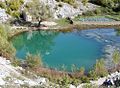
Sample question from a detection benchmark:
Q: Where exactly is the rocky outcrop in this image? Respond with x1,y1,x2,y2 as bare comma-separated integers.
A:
0,57,59,88
40,0,98,19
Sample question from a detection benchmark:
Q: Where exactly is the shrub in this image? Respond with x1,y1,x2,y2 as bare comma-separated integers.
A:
88,70,97,80
1,0,24,18
82,0,89,6
82,84,98,88
79,67,85,76
0,24,7,39
0,35,16,58
112,49,120,65
57,75,71,87
11,58,21,67
26,53,43,68
0,24,16,58
71,78,81,86
80,76,90,83
93,59,108,77
0,1,6,9
55,0,75,5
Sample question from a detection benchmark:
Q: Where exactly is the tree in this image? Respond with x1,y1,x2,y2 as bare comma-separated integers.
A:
26,0,52,23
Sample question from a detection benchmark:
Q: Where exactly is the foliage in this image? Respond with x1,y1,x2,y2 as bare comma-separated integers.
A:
0,0,24,18
26,0,51,21
55,0,75,5
82,84,98,88
0,35,16,58
112,49,120,65
82,0,89,6
106,15,120,21
92,0,120,12
56,18,70,26
11,58,21,67
0,1,6,9
79,67,85,76
26,53,43,68
71,78,81,86
0,24,16,58
93,59,108,77
80,76,90,83
57,76,71,87
88,70,97,80
0,24,8,39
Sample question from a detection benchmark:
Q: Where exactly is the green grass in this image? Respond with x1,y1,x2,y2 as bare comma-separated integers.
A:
105,15,120,21
55,18,70,26
74,15,105,20
74,15,120,21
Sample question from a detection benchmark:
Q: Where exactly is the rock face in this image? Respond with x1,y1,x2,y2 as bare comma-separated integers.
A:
0,57,59,88
0,8,10,23
40,0,98,19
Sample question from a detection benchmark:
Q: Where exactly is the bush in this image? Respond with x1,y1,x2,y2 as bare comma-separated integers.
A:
112,49,120,65
79,67,85,76
55,0,75,5
82,0,89,6
93,59,108,77
0,24,7,39
88,70,97,80
82,84,98,88
26,53,43,68
57,76,71,87
0,1,6,9
11,58,21,67
1,0,24,18
80,76,90,83
0,24,16,58
0,35,16,58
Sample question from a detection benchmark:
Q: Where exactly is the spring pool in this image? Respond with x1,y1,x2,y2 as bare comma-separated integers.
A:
11,29,108,71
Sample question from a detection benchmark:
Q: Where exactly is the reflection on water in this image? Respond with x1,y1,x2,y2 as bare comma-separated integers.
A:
12,31,58,59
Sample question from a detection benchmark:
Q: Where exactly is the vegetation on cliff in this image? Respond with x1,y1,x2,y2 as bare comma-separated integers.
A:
0,24,15,58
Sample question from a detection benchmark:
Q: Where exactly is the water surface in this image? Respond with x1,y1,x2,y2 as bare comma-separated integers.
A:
12,30,105,71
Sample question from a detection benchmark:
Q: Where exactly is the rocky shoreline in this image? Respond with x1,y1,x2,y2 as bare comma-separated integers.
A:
1,56,120,88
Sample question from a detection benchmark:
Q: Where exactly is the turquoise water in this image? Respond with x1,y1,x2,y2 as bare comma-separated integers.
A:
11,30,104,71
